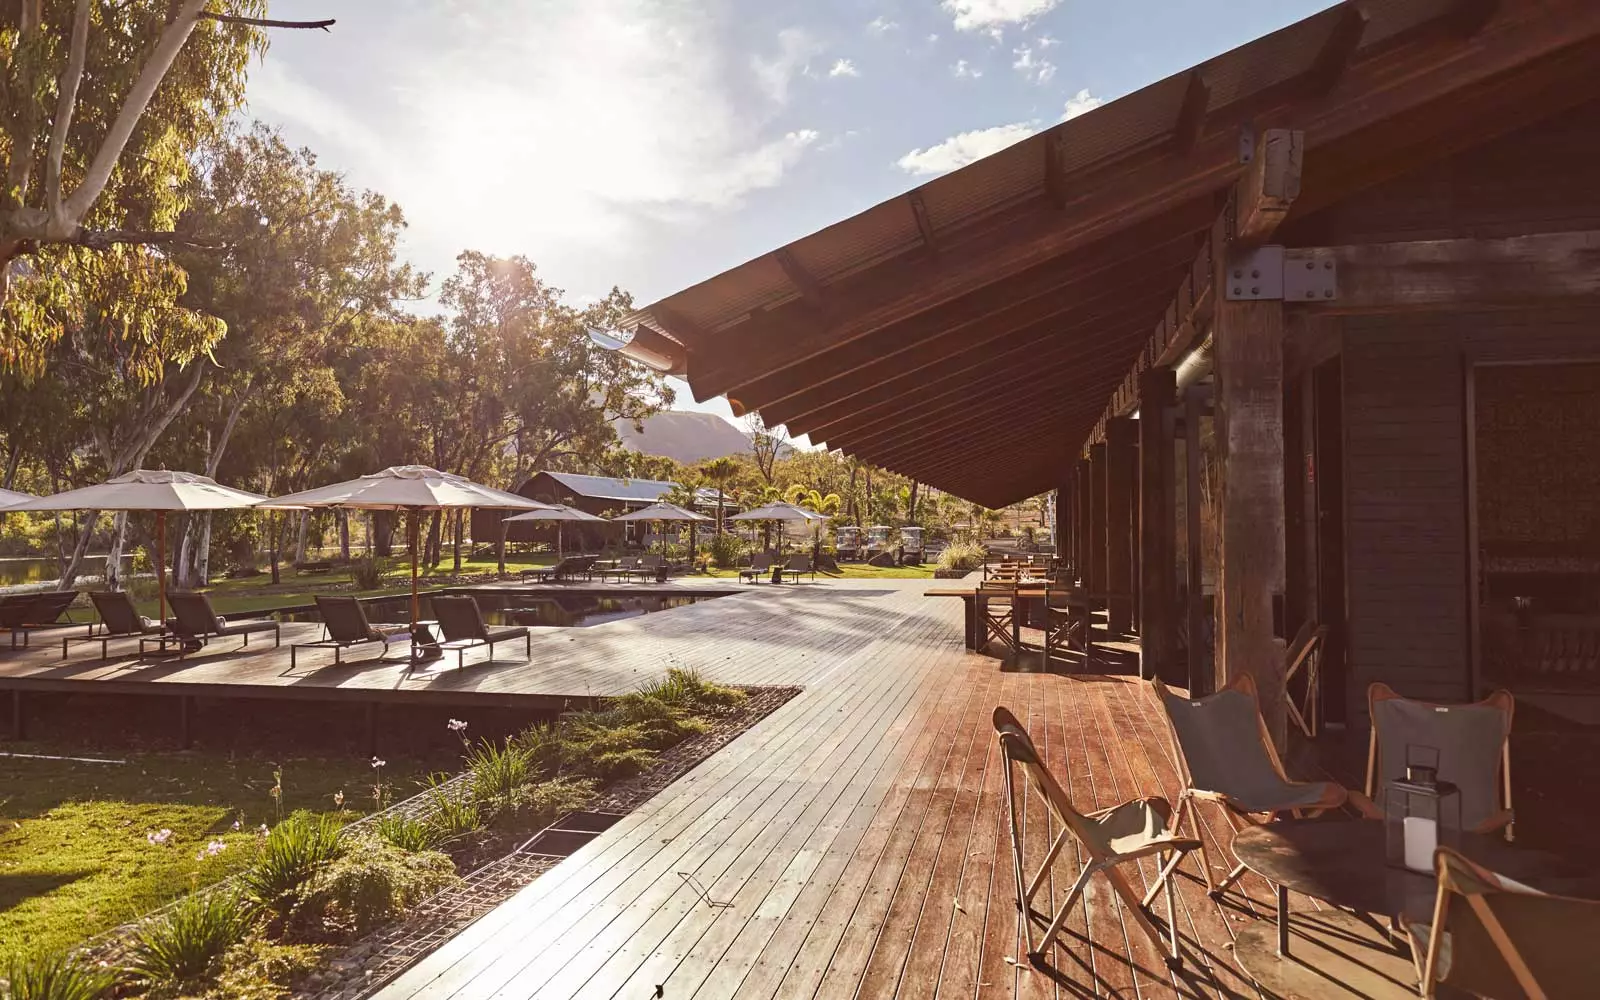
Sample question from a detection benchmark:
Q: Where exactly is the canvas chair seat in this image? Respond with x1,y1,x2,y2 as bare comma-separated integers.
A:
429,595,530,668
1413,847,1600,1000
162,592,279,658
290,596,411,669
994,707,1197,970
1358,683,1516,839
61,591,163,659
1150,674,1350,898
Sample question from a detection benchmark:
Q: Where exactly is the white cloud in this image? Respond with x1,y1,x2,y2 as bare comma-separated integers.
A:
828,58,859,78
752,28,823,104
1036,34,1059,48
866,16,897,34
951,59,983,79
1012,46,1055,84
896,122,1035,175
248,1,825,281
927,32,941,43
1063,87,1104,119
944,0,1060,32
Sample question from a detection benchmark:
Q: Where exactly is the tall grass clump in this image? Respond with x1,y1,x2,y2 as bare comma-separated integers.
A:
421,773,483,843
372,812,440,853
125,890,255,989
465,739,533,812
349,556,383,591
1,951,115,1000
240,812,346,916
936,540,985,572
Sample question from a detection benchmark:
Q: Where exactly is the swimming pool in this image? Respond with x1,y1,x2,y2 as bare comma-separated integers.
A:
273,588,729,628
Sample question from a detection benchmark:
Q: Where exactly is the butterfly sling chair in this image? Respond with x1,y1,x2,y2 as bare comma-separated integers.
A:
994,707,1200,970
1150,674,1349,898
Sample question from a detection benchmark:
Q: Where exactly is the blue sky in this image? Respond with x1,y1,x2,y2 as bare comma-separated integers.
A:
247,1,1337,437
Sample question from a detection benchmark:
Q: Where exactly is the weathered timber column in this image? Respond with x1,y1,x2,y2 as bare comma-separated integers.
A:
1183,384,1208,695
1214,127,1301,748
1074,458,1091,585
1139,367,1178,679
1105,417,1136,635
1088,445,1107,597
1055,477,1072,576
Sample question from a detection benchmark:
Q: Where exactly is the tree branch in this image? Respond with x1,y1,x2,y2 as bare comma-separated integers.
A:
62,0,211,224
45,0,93,224
196,12,336,30
68,228,229,251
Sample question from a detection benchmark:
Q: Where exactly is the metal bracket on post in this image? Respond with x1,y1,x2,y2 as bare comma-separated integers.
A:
1223,246,1339,302
1223,246,1284,300
1283,248,1339,302
1238,124,1256,164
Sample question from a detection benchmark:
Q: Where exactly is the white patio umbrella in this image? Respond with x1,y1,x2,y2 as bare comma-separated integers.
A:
0,487,38,509
503,503,609,558
610,502,711,557
6,470,269,624
263,465,555,626
730,501,828,553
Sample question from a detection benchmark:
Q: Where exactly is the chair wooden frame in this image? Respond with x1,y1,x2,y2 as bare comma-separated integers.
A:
1360,682,1516,842
1041,587,1090,668
978,582,1018,656
994,707,1197,970
1150,674,1349,898
1284,621,1327,738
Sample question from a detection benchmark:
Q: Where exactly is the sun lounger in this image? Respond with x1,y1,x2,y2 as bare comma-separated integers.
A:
779,554,815,583
739,553,774,583
598,555,638,583
161,591,280,658
290,595,412,668
628,554,665,582
59,591,165,659
3,590,84,649
429,595,531,668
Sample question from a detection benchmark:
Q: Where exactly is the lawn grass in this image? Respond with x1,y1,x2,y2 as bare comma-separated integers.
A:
0,745,435,958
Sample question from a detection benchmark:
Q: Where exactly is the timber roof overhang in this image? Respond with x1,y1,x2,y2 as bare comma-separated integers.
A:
622,0,1600,508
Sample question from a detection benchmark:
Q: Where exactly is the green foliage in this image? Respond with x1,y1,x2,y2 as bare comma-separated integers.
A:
125,889,255,990
371,812,439,853
464,739,533,813
348,556,384,591
508,776,596,827
420,775,482,844
937,540,986,572
239,813,345,917
706,532,746,568
199,938,326,1000
0,951,114,1000
283,837,456,944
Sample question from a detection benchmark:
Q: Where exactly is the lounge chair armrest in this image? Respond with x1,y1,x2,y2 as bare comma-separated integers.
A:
1346,789,1383,819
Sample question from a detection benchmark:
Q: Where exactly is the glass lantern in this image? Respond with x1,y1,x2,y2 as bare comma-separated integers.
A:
1384,745,1462,873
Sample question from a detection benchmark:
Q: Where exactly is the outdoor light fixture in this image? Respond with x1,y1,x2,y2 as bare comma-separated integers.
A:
587,323,686,374
1384,746,1461,872
585,325,635,352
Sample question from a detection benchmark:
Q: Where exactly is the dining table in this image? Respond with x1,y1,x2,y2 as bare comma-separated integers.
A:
923,581,1091,664
1229,818,1590,999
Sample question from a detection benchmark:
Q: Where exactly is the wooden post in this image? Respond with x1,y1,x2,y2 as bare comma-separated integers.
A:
1074,459,1091,584
1139,367,1178,679
1105,418,1136,635
1213,129,1300,747
1088,445,1107,598
1055,476,1072,577
1183,384,1208,695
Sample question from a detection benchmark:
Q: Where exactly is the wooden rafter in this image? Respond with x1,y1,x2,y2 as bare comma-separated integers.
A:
772,248,827,311
1044,133,1068,209
907,191,938,254
1172,70,1211,153
1302,5,1369,97
1235,128,1304,246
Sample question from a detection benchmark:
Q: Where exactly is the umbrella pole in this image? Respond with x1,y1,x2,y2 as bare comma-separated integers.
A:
156,510,167,626
408,509,420,627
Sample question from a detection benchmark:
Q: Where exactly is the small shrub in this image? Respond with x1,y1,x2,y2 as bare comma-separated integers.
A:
464,738,533,812
707,532,745,568
240,812,346,916
372,812,439,852
662,667,746,712
201,938,326,1000
284,837,458,943
1,951,115,1000
421,774,483,843
125,890,255,989
349,556,383,590
511,722,563,777
510,776,597,827
936,540,985,572
557,714,660,779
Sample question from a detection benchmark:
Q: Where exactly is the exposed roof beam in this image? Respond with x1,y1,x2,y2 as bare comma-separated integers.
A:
772,248,827,311
647,303,712,347
1172,70,1211,153
1235,129,1303,246
907,192,938,254
1044,133,1068,209
1303,5,1369,97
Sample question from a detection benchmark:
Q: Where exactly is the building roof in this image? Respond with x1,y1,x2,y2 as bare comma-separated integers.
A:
532,472,730,509
621,0,1600,507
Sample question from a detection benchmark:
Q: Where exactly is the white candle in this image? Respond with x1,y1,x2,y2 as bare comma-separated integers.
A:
1404,816,1438,872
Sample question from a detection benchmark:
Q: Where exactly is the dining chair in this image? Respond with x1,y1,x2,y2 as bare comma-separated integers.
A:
1150,674,1350,898
978,580,1019,656
1357,682,1516,841
994,707,1199,970
1413,846,1600,999
1284,620,1326,738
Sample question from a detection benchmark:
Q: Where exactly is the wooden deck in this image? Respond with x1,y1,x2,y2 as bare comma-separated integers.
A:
353,579,1298,1000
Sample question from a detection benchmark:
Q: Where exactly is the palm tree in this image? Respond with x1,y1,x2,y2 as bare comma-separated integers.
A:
700,456,742,536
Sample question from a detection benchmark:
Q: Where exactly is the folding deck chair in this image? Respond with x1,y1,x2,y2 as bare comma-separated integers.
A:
1414,847,1600,999
162,592,281,658
1284,620,1327,738
994,707,1199,970
1356,682,1516,841
61,591,165,659
429,595,531,668
1150,674,1349,898
289,595,413,668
